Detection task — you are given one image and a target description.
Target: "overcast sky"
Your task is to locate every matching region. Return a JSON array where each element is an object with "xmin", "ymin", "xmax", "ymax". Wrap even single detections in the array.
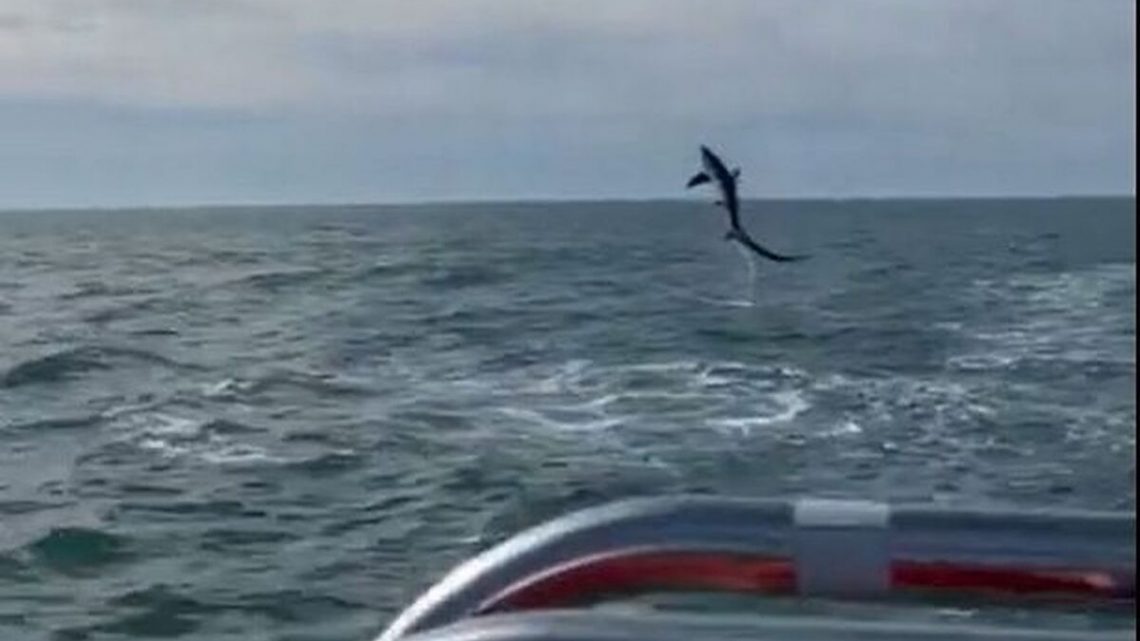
[{"xmin": 0, "ymin": 0, "xmax": 1134, "ymax": 208}]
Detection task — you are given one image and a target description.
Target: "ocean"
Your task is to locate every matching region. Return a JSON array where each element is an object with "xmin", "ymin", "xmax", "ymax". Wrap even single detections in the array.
[{"xmin": 0, "ymin": 198, "xmax": 1135, "ymax": 640}]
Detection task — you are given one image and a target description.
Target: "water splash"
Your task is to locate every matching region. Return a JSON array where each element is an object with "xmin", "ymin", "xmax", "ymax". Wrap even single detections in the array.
[{"xmin": 733, "ymin": 240, "xmax": 759, "ymax": 303}]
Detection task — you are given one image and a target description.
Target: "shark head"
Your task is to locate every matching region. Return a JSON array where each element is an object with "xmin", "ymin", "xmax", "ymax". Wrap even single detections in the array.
[{"xmin": 699, "ymin": 145, "xmax": 718, "ymax": 170}]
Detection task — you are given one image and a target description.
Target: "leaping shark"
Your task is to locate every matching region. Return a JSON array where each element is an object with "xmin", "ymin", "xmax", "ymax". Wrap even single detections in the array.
[{"xmin": 686, "ymin": 145, "xmax": 806, "ymax": 263}]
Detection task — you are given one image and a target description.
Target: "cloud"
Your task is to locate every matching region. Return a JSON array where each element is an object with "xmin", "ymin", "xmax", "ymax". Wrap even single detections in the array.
[
  {"xmin": 0, "ymin": 0, "xmax": 1133, "ymax": 205},
  {"xmin": 2, "ymin": 1, "xmax": 1132, "ymax": 118},
  {"xmin": 0, "ymin": 0, "xmax": 307, "ymax": 107}
]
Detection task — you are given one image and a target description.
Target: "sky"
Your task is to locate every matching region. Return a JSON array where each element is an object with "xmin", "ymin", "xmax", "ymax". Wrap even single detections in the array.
[{"xmin": 0, "ymin": 0, "xmax": 1135, "ymax": 208}]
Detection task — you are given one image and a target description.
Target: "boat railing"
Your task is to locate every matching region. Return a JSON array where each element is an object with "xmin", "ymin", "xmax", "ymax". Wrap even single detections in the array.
[{"xmin": 377, "ymin": 496, "xmax": 1136, "ymax": 641}]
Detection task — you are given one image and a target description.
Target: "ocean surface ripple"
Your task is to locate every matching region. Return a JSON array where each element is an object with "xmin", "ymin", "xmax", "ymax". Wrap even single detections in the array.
[{"xmin": 0, "ymin": 199, "xmax": 1135, "ymax": 639}]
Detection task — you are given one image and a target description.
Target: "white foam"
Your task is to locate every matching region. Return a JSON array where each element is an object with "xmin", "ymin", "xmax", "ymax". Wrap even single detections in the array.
[
  {"xmin": 108, "ymin": 409, "xmax": 284, "ymax": 466},
  {"xmin": 202, "ymin": 377, "xmax": 254, "ymax": 398},
  {"xmin": 100, "ymin": 398, "xmax": 164, "ymax": 420},
  {"xmin": 820, "ymin": 419, "xmax": 864, "ymax": 438},
  {"xmin": 496, "ymin": 406, "xmax": 621, "ymax": 433},
  {"xmin": 600, "ymin": 391, "xmax": 714, "ymax": 405},
  {"xmin": 707, "ymin": 390, "xmax": 811, "ymax": 436},
  {"xmin": 525, "ymin": 359, "xmax": 593, "ymax": 394},
  {"xmin": 957, "ymin": 264, "xmax": 1136, "ymax": 370},
  {"xmin": 135, "ymin": 437, "xmax": 190, "ymax": 458},
  {"xmin": 617, "ymin": 361, "xmax": 702, "ymax": 375},
  {"xmin": 693, "ymin": 296, "xmax": 756, "ymax": 308},
  {"xmin": 947, "ymin": 353, "xmax": 1017, "ymax": 372},
  {"xmin": 416, "ymin": 358, "xmax": 833, "ymax": 449},
  {"xmin": 524, "ymin": 359, "xmax": 737, "ymax": 400},
  {"xmin": 136, "ymin": 413, "xmax": 203, "ymax": 438},
  {"xmin": 200, "ymin": 443, "xmax": 281, "ymax": 465},
  {"xmin": 808, "ymin": 372, "xmax": 998, "ymax": 445},
  {"xmin": 695, "ymin": 368, "xmax": 736, "ymax": 388}
]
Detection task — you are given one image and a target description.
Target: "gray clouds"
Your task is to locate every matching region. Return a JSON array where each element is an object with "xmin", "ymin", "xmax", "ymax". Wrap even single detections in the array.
[{"xmin": 0, "ymin": 0, "xmax": 1133, "ymax": 207}]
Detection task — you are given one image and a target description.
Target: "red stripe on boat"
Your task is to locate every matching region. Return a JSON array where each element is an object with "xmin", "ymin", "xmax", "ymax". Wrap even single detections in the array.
[
  {"xmin": 480, "ymin": 552, "xmax": 794, "ymax": 612},
  {"xmin": 893, "ymin": 562, "xmax": 1124, "ymax": 598},
  {"xmin": 480, "ymin": 551, "xmax": 1129, "ymax": 613}
]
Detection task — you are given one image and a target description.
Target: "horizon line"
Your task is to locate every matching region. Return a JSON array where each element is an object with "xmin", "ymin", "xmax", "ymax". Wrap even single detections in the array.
[{"xmin": 1, "ymin": 192, "xmax": 1134, "ymax": 214}]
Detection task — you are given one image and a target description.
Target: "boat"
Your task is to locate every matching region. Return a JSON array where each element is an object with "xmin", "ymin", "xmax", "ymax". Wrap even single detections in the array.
[{"xmin": 376, "ymin": 496, "xmax": 1135, "ymax": 640}]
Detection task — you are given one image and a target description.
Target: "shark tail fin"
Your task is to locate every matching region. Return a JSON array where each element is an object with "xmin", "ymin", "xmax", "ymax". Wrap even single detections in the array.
[{"xmin": 686, "ymin": 172, "xmax": 711, "ymax": 189}]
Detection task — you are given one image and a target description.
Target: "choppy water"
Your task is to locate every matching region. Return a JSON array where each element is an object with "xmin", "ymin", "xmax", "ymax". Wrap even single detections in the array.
[{"xmin": 0, "ymin": 198, "xmax": 1135, "ymax": 640}]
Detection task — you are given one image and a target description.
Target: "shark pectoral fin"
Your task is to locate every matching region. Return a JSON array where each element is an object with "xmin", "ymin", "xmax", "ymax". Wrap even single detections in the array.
[
  {"xmin": 732, "ymin": 167, "xmax": 741, "ymax": 179},
  {"xmin": 685, "ymin": 172, "xmax": 711, "ymax": 188}
]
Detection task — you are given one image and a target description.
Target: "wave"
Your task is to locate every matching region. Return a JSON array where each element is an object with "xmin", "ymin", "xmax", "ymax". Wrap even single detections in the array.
[
  {"xmin": 420, "ymin": 265, "xmax": 507, "ymax": 290},
  {"xmin": 706, "ymin": 390, "xmax": 811, "ymax": 436},
  {"xmin": 82, "ymin": 300, "xmax": 160, "ymax": 325},
  {"xmin": 497, "ymin": 406, "xmax": 623, "ymax": 433},
  {"xmin": 694, "ymin": 296, "xmax": 756, "ymax": 308},
  {"xmin": 227, "ymin": 589, "xmax": 366, "ymax": 624},
  {"xmin": 27, "ymin": 526, "xmax": 132, "ymax": 575},
  {"xmin": 397, "ymin": 358, "xmax": 820, "ymax": 448},
  {"xmin": 103, "ymin": 410, "xmax": 283, "ymax": 466},
  {"xmin": 197, "ymin": 443, "xmax": 283, "ymax": 466},
  {"xmin": 372, "ymin": 352, "xmax": 1126, "ymax": 483},
  {"xmin": 653, "ymin": 283, "xmax": 758, "ymax": 309},
  {"xmin": 1, "ymin": 345, "xmax": 198, "ymax": 388},
  {"xmin": 954, "ymin": 263, "xmax": 1136, "ymax": 372},
  {"xmin": 2, "ymin": 348, "xmax": 110, "ymax": 387},
  {"xmin": 199, "ymin": 527, "xmax": 300, "ymax": 552},
  {"xmin": 358, "ymin": 258, "xmax": 423, "ymax": 279},
  {"xmin": 284, "ymin": 450, "xmax": 365, "ymax": 476},
  {"xmin": 200, "ymin": 369, "xmax": 373, "ymax": 401},
  {"xmin": 0, "ymin": 499, "xmax": 70, "ymax": 516},
  {"xmin": 83, "ymin": 585, "xmax": 214, "ymax": 638},
  {"xmin": 127, "ymin": 415, "xmax": 263, "ymax": 442},
  {"xmin": 819, "ymin": 419, "xmax": 865, "ymax": 438},
  {"xmin": 58, "ymin": 280, "xmax": 155, "ymax": 301},
  {"xmin": 129, "ymin": 327, "xmax": 181, "ymax": 337},
  {"xmin": 811, "ymin": 373, "xmax": 993, "ymax": 423},
  {"xmin": 4, "ymin": 414, "xmax": 102, "ymax": 432},
  {"xmin": 230, "ymin": 267, "xmax": 329, "ymax": 292}
]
